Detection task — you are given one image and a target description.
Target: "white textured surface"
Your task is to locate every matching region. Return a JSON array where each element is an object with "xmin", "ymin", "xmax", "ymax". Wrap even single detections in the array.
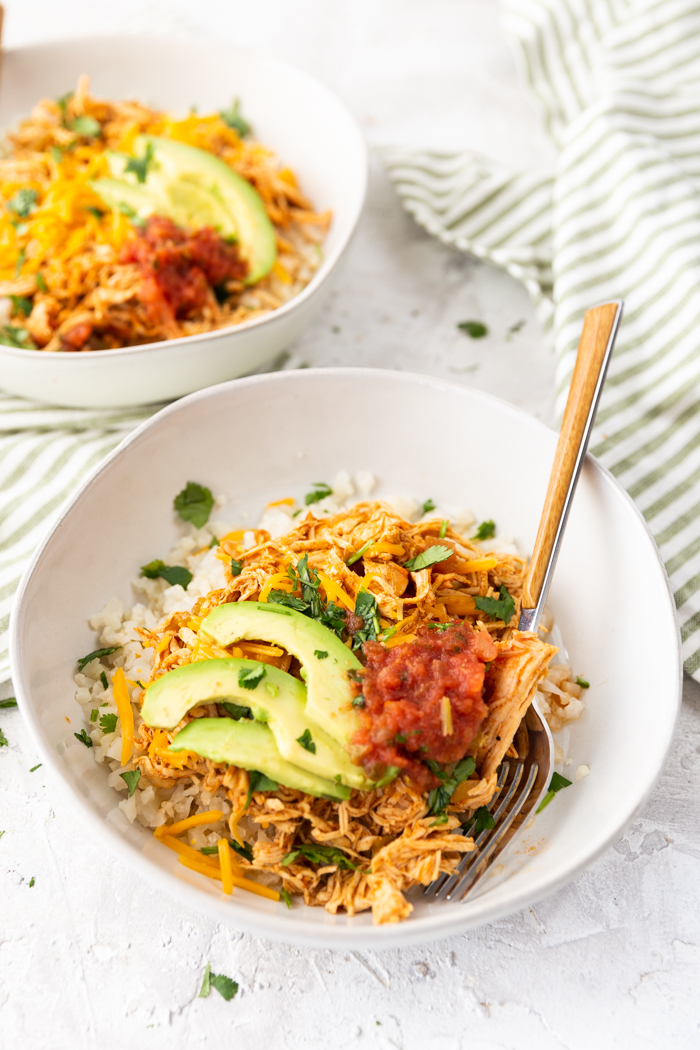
[{"xmin": 1, "ymin": 2, "xmax": 697, "ymax": 1046}]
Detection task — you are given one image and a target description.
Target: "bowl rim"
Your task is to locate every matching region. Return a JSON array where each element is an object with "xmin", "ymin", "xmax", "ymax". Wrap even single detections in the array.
[
  {"xmin": 0, "ymin": 35, "xmax": 368, "ymax": 364},
  {"xmin": 9, "ymin": 368, "xmax": 683, "ymax": 948}
]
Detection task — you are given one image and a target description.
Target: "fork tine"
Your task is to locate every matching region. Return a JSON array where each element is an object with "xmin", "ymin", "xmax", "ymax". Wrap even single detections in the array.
[{"xmin": 424, "ymin": 761, "xmax": 509, "ymax": 900}]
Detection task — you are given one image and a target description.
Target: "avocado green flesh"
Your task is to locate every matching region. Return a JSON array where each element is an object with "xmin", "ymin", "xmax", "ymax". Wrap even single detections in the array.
[
  {"xmin": 169, "ymin": 718, "xmax": 350, "ymax": 801},
  {"xmin": 89, "ymin": 134, "xmax": 277, "ymax": 283},
  {"xmin": 140, "ymin": 657, "xmax": 370, "ymax": 789},
  {"xmin": 200, "ymin": 603, "xmax": 364, "ymax": 749}
]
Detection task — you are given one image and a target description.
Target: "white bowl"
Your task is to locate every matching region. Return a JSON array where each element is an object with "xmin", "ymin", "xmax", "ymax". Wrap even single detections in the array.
[
  {"xmin": 10, "ymin": 369, "xmax": 681, "ymax": 948},
  {"xmin": 0, "ymin": 38, "xmax": 367, "ymax": 408}
]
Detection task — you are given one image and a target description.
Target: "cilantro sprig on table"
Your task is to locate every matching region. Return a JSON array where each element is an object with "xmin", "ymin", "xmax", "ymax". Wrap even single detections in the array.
[{"xmin": 199, "ymin": 962, "xmax": 239, "ymax": 1001}]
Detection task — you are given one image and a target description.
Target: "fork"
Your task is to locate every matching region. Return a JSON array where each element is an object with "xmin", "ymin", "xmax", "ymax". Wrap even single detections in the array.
[{"xmin": 426, "ymin": 300, "xmax": 624, "ymax": 904}]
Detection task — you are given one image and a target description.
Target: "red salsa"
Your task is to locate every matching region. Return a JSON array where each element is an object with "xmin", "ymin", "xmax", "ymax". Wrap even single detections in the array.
[{"xmin": 354, "ymin": 620, "xmax": 496, "ymax": 792}]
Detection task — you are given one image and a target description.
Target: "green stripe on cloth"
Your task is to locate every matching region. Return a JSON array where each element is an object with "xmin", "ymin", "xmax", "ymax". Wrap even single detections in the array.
[
  {"xmin": 384, "ymin": 0, "xmax": 700, "ymax": 677},
  {"xmin": 0, "ymin": 394, "xmax": 162, "ymax": 681}
]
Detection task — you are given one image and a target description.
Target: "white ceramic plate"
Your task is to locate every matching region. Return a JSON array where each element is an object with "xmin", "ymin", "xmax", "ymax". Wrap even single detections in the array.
[
  {"xmin": 10, "ymin": 370, "xmax": 681, "ymax": 948},
  {"xmin": 0, "ymin": 38, "xmax": 367, "ymax": 408}
]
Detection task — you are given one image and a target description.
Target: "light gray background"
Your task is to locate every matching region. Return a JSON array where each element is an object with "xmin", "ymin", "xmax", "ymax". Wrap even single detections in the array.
[{"xmin": 0, "ymin": 2, "xmax": 697, "ymax": 1047}]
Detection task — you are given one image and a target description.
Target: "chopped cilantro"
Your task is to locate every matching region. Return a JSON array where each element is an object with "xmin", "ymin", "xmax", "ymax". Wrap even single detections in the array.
[
  {"xmin": 421, "ymin": 499, "xmax": 436, "ymax": 514},
  {"xmin": 117, "ymin": 202, "xmax": 145, "ymax": 226},
  {"xmin": 431, "ymin": 814, "xmax": 449, "ymax": 826},
  {"xmin": 351, "ymin": 695, "xmax": 365, "ymax": 708},
  {"xmin": 136, "ymin": 681, "xmax": 145, "ymax": 690},
  {"xmin": 199, "ymin": 963, "xmax": 211, "ymax": 998},
  {"xmin": 230, "ymin": 558, "xmax": 243, "ymax": 577},
  {"xmin": 50, "ymin": 146, "xmax": 63, "ymax": 164},
  {"xmin": 231, "ymin": 839, "xmax": 254, "ymax": 863},
  {"xmin": 0, "ymin": 831, "xmax": 4, "ymax": 839},
  {"xmin": 7, "ymin": 187, "xmax": 37, "ymax": 218},
  {"xmin": 268, "ymin": 554, "xmax": 346, "ymax": 638},
  {"xmin": 296, "ymin": 728, "xmax": 316, "ymax": 754},
  {"xmin": 280, "ymin": 887, "xmax": 292, "ymax": 909},
  {"xmin": 474, "ymin": 585, "xmax": 515, "ymax": 624},
  {"xmin": 457, "ymin": 320, "xmax": 488, "ymax": 338},
  {"xmin": 208, "ymin": 535, "xmax": 219, "ymax": 549},
  {"xmin": 210, "ymin": 973, "xmax": 239, "ymax": 1001},
  {"xmin": 473, "ymin": 519, "xmax": 495, "ymax": 541},
  {"xmin": 99, "ymin": 713, "xmax": 118, "ymax": 734},
  {"xmin": 100, "ymin": 671, "xmax": 108, "ymax": 690},
  {"xmin": 120, "ymin": 770, "xmax": 141, "ymax": 797},
  {"xmin": 426, "ymin": 756, "xmax": 476, "ymax": 815},
  {"xmin": 29, "ymin": 763, "xmax": 42, "ymax": 772},
  {"xmin": 56, "ymin": 91, "xmax": 74, "ymax": 115},
  {"xmin": 90, "ymin": 709, "xmax": 98, "ymax": 723},
  {"xmin": 374, "ymin": 765, "xmax": 401, "ymax": 788},
  {"xmin": 238, "ymin": 664, "xmax": 266, "ymax": 690},
  {"xmin": 314, "ymin": 650, "xmax": 328, "ymax": 660},
  {"xmin": 28, "ymin": 877, "xmax": 35, "ymax": 888},
  {"xmin": 536, "ymin": 771, "xmax": 573, "ymax": 813},
  {"xmin": 125, "ymin": 141, "xmax": 154, "ymax": 184},
  {"xmin": 220, "ymin": 98, "xmax": 251, "ymax": 137},
  {"xmin": 0, "ymin": 698, "xmax": 17, "ymax": 708},
  {"xmin": 140, "ymin": 559, "xmax": 192, "ymax": 589},
  {"xmin": 246, "ymin": 770, "xmax": 278, "ymax": 806},
  {"xmin": 0, "ymin": 728, "xmax": 7, "ymax": 747},
  {"xmin": 0, "ymin": 324, "xmax": 35, "ymax": 349},
  {"xmin": 68, "ymin": 115, "xmax": 101, "ymax": 137},
  {"xmin": 74, "ymin": 729, "xmax": 93, "ymax": 748},
  {"xmin": 304, "ymin": 482, "xmax": 333, "ymax": 505},
  {"xmin": 222, "ymin": 701, "xmax": 252, "ymax": 720},
  {"xmin": 10, "ymin": 295, "xmax": 32, "ymax": 317},
  {"xmin": 346, "ymin": 538, "xmax": 373, "ymax": 565},
  {"xmin": 77, "ymin": 646, "xmax": 121, "ymax": 673},
  {"xmin": 174, "ymin": 481, "xmax": 214, "ymax": 528},
  {"xmin": 282, "ymin": 843, "xmax": 358, "ymax": 870},
  {"xmin": 352, "ymin": 589, "xmax": 380, "ymax": 648},
  {"xmin": 35, "ymin": 272, "xmax": 48, "ymax": 292},
  {"xmin": 395, "ymin": 733, "xmax": 407, "ymax": 744},
  {"xmin": 404, "ymin": 545, "xmax": 452, "ymax": 571},
  {"xmin": 462, "ymin": 805, "xmax": 495, "ymax": 837},
  {"xmin": 84, "ymin": 206, "xmax": 105, "ymax": 220},
  {"xmin": 575, "ymin": 675, "xmax": 590, "ymax": 689},
  {"xmin": 439, "ymin": 520, "xmax": 448, "ymax": 538}
]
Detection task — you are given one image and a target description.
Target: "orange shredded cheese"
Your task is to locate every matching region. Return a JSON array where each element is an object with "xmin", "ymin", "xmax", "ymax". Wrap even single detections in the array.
[
  {"xmin": 266, "ymin": 498, "xmax": 295, "ymax": 508},
  {"xmin": 179, "ymin": 854, "xmax": 222, "ymax": 881},
  {"xmin": 464, "ymin": 557, "xmax": 498, "ymax": 574},
  {"xmin": 154, "ymin": 809, "xmax": 224, "ymax": 839},
  {"xmin": 112, "ymin": 666, "xmax": 134, "ymax": 766},
  {"xmin": 366, "ymin": 542, "xmax": 405, "ymax": 558},
  {"xmin": 158, "ymin": 835, "xmax": 220, "ymax": 868},
  {"xmin": 258, "ymin": 572, "xmax": 294, "ymax": 603},
  {"xmin": 384, "ymin": 632, "xmax": 417, "ymax": 649},
  {"xmin": 317, "ymin": 571, "xmax": 355, "ymax": 611},
  {"xmin": 218, "ymin": 838, "xmax": 235, "ymax": 895}
]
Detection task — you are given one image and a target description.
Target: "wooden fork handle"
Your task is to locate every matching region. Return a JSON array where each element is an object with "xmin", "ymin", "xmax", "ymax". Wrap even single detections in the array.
[{"xmin": 521, "ymin": 302, "xmax": 623, "ymax": 611}]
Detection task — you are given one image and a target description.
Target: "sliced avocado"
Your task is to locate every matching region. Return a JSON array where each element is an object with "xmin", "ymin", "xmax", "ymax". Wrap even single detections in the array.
[
  {"xmin": 88, "ymin": 177, "xmax": 154, "ymax": 220},
  {"xmin": 200, "ymin": 603, "xmax": 363, "ymax": 750},
  {"xmin": 90, "ymin": 135, "xmax": 277, "ymax": 283},
  {"xmin": 169, "ymin": 717, "xmax": 350, "ymax": 801},
  {"xmin": 140, "ymin": 658, "xmax": 371, "ymax": 789}
]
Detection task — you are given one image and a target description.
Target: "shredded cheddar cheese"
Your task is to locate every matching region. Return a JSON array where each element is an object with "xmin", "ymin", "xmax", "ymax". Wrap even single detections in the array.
[
  {"xmin": 112, "ymin": 666, "xmax": 134, "ymax": 766},
  {"xmin": 317, "ymin": 571, "xmax": 355, "ymax": 611},
  {"xmin": 441, "ymin": 696, "xmax": 454, "ymax": 736},
  {"xmin": 218, "ymin": 838, "xmax": 235, "ymax": 894},
  {"xmin": 464, "ymin": 557, "xmax": 498, "ymax": 574},
  {"xmin": 154, "ymin": 809, "xmax": 224, "ymax": 839}
]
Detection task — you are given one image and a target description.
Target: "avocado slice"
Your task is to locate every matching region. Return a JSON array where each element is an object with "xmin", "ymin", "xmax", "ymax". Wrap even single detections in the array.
[
  {"xmin": 200, "ymin": 603, "xmax": 363, "ymax": 750},
  {"xmin": 89, "ymin": 135, "xmax": 277, "ymax": 283},
  {"xmin": 169, "ymin": 717, "xmax": 350, "ymax": 801},
  {"xmin": 140, "ymin": 658, "xmax": 371, "ymax": 789}
]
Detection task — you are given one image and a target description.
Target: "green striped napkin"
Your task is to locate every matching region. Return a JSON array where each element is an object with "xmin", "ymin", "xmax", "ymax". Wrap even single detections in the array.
[
  {"xmin": 0, "ymin": 395, "xmax": 161, "ymax": 680},
  {"xmin": 385, "ymin": 0, "xmax": 700, "ymax": 676}
]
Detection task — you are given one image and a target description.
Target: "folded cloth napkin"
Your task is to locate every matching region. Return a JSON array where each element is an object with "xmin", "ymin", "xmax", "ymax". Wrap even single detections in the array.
[
  {"xmin": 0, "ymin": 395, "xmax": 160, "ymax": 681},
  {"xmin": 385, "ymin": 0, "xmax": 700, "ymax": 679}
]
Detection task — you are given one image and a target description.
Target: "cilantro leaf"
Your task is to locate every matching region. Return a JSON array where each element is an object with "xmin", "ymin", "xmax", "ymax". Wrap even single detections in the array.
[
  {"xmin": 0, "ymin": 698, "xmax": 17, "ymax": 708},
  {"xmin": 140, "ymin": 559, "xmax": 192, "ymax": 589},
  {"xmin": 90, "ymin": 709, "xmax": 98, "ymax": 722},
  {"xmin": 174, "ymin": 481, "xmax": 214, "ymax": 528},
  {"xmin": 473, "ymin": 519, "xmax": 495, "ymax": 541},
  {"xmin": 461, "ymin": 805, "xmax": 495, "ymax": 837},
  {"xmin": 29, "ymin": 764, "xmax": 42, "ymax": 772},
  {"xmin": 210, "ymin": 973, "xmax": 239, "ymax": 1001},
  {"xmin": 10, "ymin": 295, "xmax": 32, "ymax": 317},
  {"xmin": 120, "ymin": 770, "xmax": 141, "ymax": 797},
  {"xmin": 117, "ymin": 202, "xmax": 145, "ymax": 226},
  {"xmin": 352, "ymin": 589, "xmax": 380, "ymax": 649},
  {"xmin": 457, "ymin": 320, "xmax": 488, "ymax": 338},
  {"xmin": 77, "ymin": 646, "xmax": 121, "ymax": 673},
  {"xmin": 536, "ymin": 771, "xmax": 573, "ymax": 813},
  {"xmin": 230, "ymin": 558, "xmax": 243, "ymax": 577},
  {"xmin": 575, "ymin": 675, "xmax": 590, "ymax": 689},
  {"xmin": 269, "ymin": 555, "xmax": 346, "ymax": 639},
  {"xmin": 304, "ymin": 482, "xmax": 332, "ymax": 506},
  {"xmin": 296, "ymin": 728, "xmax": 316, "ymax": 754},
  {"xmin": 314, "ymin": 650, "xmax": 328, "ymax": 659},
  {"xmin": 346, "ymin": 538, "xmax": 373, "ymax": 565},
  {"xmin": 0, "ymin": 729, "xmax": 7, "ymax": 747},
  {"xmin": 35, "ymin": 272, "xmax": 48, "ymax": 292},
  {"xmin": 29, "ymin": 877, "xmax": 35, "ymax": 888},
  {"xmin": 268, "ymin": 590, "xmax": 307, "ymax": 611},
  {"xmin": 7, "ymin": 187, "xmax": 37, "ymax": 218},
  {"xmin": 421, "ymin": 499, "xmax": 436, "ymax": 514},
  {"xmin": 56, "ymin": 91, "xmax": 74, "ymax": 115},
  {"xmin": 124, "ymin": 141, "xmax": 154, "ymax": 184},
  {"xmin": 14, "ymin": 250, "xmax": 26, "ymax": 278},
  {"xmin": 220, "ymin": 98, "xmax": 251, "ymax": 137},
  {"xmin": 281, "ymin": 843, "xmax": 358, "ymax": 870},
  {"xmin": 474, "ymin": 585, "xmax": 515, "ymax": 624},
  {"xmin": 0, "ymin": 324, "xmax": 36, "ymax": 349},
  {"xmin": 231, "ymin": 839, "xmax": 254, "ymax": 863},
  {"xmin": 222, "ymin": 701, "xmax": 252, "ymax": 720},
  {"xmin": 238, "ymin": 664, "xmax": 266, "ymax": 690},
  {"xmin": 426, "ymin": 756, "xmax": 476, "ymax": 815},
  {"xmin": 100, "ymin": 672, "xmax": 108, "ymax": 690},
  {"xmin": 0, "ymin": 831, "xmax": 4, "ymax": 839},
  {"xmin": 404, "ymin": 545, "xmax": 452, "ymax": 571},
  {"xmin": 99, "ymin": 713, "xmax": 118, "ymax": 734},
  {"xmin": 74, "ymin": 729, "xmax": 93, "ymax": 748},
  {"xmin": 68, "ymin": 115, "xmax": 101, "ymax": 137},
  {"xmin": 280, "ymin": 887, "xmax": 292, "ymax": 908},
  {"xmin": 199, "ymin": 962, "xmax": 211, "ymax": 998},
  {"xmin": 246, "ymin": 770, "xmax": 279, "ymax": 806},
  {"xmin": 84, "ymin": 205, "xmax": 105, "ymax": 220},
  {"xmin": 351, "ymin": 695, "xmax": 365, "ymax": 708}
]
